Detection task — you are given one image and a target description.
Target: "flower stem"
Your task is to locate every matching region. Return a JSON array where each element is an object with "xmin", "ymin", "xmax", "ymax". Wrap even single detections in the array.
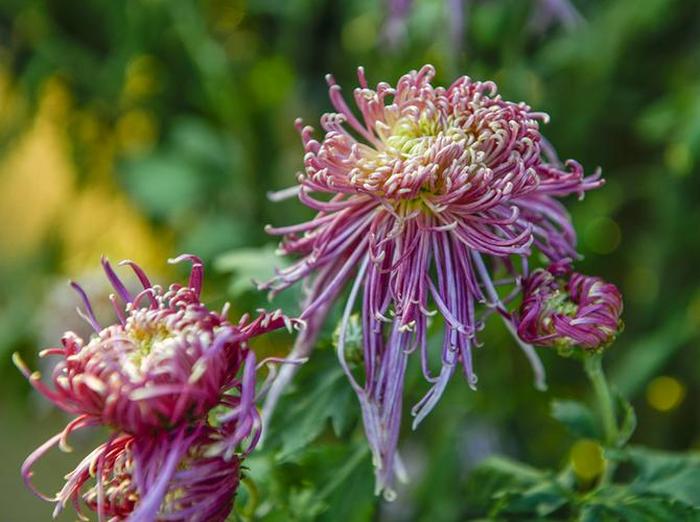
[
  {"xmin": 317, "ymin": 444, "xmax": 370, "ymax": 501},
  {"xmin": 584, "ymin": 353, "xmax": 618, "ymax": 447},
  {"xmin": 239, "ymin": 476, "xmax": 260, "ymax": 521}
]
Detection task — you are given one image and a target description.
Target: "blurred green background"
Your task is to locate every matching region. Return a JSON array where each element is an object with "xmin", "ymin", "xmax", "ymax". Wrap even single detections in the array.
[{"xmin": 0, "ymin": 0, "xmax": 698, "ymax": 520}]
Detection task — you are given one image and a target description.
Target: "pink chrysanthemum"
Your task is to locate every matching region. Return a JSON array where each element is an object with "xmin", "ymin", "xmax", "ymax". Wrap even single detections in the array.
[
  {"xmin": 516, "ymin": 260, "xmax": 623, "ymax": 351},
  {"xmin": 48, "ymin": 425, "xmax": 240, "ymax": 522},
  {"xmin": 262, "ymin": 65, "xmax": 602, "ymax": 496},
  {"xmin": 15, "ymin": 255, "xmax": 293, "ymax": 439},
  {"xmin": 16, "ymin": 255, "xmax": 299, "ymax": 518}
]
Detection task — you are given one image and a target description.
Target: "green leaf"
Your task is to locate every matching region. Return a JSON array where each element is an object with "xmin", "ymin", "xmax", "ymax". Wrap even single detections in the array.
[
  {"xmin": 276, "ymin": 371, "xmax": 350, "ymax": 462},
  {"xmin": 170, "ymin": 117, "xmax": 231, "ymax": 168},
  {"xmin": 464, "ymin": 456, "xmax": 564, "ymax": 517},
  {"xmin": 582, "ymin": 484, "xmax": 698, "ymax": 522},
  {"xmin": 551, "ymin": 399, "xmax": 600, "ymax": 440},
  {"xmin": 331, "ymin": 313, "xmax": 363, "ymax": 365},
  {"xmin": 619, "ymin": 446, "xmax": 700, "ymax": 507},
  {"xmin": 287, "ymin": 487, "xmax": 327, "ymax": 521},
  {"xmin": 500, "ymin": 481, "xmax": 570, "ymax": 517},
  {"xmin": 615, "ymin": 392, "xmax": 637, "ymax": 447},
  {"xmin": 264, "ymin": 351, "xmax": 356, "ymax": 462},
  {"xmin": 215, "ymin": 244, "xmax": 283, "ymax": 297},
  {"xmin": 473, "ymin": 455, "xmax": 547, "ymax": 486},
  {"xmin": 120, "ymin": 154, "xmax": 205, "ymax": 219},
  {"xmin": 576, "ymin": 447, "xmax": 700, "ymax": 521}
]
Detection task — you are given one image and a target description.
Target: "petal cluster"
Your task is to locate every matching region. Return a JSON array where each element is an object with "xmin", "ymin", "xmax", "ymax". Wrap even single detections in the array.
[
  {"xmin": 54, "ymin": 427, "xmax": 240, "ymax": 522},
  {"xmin": 262, "ymin": 65, "xmax": 603, "ymax": 496},
  {"xmin": 516, "ymin": 260, "xmax": 623, "ymax": 351},
  {"xmin": 17, "ymin": 255, "xmax": 294, "ymax": 520}
]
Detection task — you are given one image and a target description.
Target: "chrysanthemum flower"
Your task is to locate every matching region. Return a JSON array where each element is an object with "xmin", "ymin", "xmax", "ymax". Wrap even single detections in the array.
[
  {"xmin": 15, "ymin": 255, "xmax": 293, "ymax": 438},
  {"xmin": 262, "ymin": 65, "xmax": 602, "ymax": 496},
  {"xmin": 16, "ymin": 255, "xmax": 300, "ymax": 518},
  {"xmin": 48, "ymin": 425, "xmax": 240, "ymax": 522},
  {"xmin": 516, "ymin": 260, "xmax": 623, "ymax": 351}
]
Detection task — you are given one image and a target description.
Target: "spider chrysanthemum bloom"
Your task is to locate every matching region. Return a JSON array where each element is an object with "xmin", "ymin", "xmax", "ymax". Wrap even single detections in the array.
[
  {"xmin": 262, "ymin": 65, "xmax": 602, "ymax": 496},
  {"xmin": 50, "ymin": 426, "xmax": 241, "ymax": 522},
  {"xmin": 516, "ymin": 261, "xmax": 623, "ymax": 351},
  {"xmin": 15, "ymin": 255, "xmax": 293, "ymax": 439}
]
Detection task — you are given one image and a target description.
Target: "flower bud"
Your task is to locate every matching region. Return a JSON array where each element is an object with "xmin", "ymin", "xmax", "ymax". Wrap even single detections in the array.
[{"xmin": 516, "ymin": 261, "xmax": 623, "ymax": 351}]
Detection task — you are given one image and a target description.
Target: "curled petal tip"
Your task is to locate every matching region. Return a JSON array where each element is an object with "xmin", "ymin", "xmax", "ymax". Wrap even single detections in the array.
[
  {"xmin": 167, "ymin": 253, "xmax": 203, "ymax": 266},
  {"xmin": 12, "ymin": 352, "xmax": 30, "ymax": 377}
]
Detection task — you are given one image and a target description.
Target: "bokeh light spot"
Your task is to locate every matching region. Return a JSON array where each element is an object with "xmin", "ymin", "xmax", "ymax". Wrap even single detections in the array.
[
  {"xmin": 665, "ymin": 142, "xmax": 693, "ymax": 177},
  {"xmin": 646, "ymin": 376, "xmax": 686, "ymax": 412},
  {"xmin": 585, "ymin": 217, "xmax": 621, "ymax": 255},
  {"xmin": 685, "ymin": 290, "xmax": 700, "ymax": 333},
  {"xmin": 342, "ymin": 14, "xmax": 378, "ymax": 53},
  {"xmin": 249, "ymin": 56, "xmax": 294, "ymax": 107},
  {"xmin": 571, "ymin": 439, "xmax": 605, "ymax": 481},
  {"xmin": 624, "ymin": 265, "xmax": 659, "ymax": 305}
]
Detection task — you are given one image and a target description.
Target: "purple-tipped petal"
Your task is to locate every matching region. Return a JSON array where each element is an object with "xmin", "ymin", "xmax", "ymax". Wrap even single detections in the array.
[
  {"xmin": 70, "ymin": 281, "xmax": 101, "ymax": 332},
  {"xmin": 100, "ymin": 256, "xmax": 132, "ymax": 304},
  {"xmin": 168, "ymin": 254, "xmax": 204, "ymax": 297}
]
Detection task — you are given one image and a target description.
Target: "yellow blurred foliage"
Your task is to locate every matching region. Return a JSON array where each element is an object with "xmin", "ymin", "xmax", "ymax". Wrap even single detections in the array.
[
  {"xmin": 0, "ymin": 65, "xmax": 27, "ymax": 137},
  {"xmin": 59, "ymin": 183, "xmax": 170, "ymax": 274},
  {"xmin": 0, "ymin": 75, "xmax": 169, "ymax": 273},
  {"xmin": 116, "ymin": 109, "xmax": 158, "ymax": 155},
  {"xmin": 0, "ymin": 79, "xmax": 73, "ymax": 261},
  {"xmin": 123, "ymin": 55, "xmax": 160, "ymax": 102}
]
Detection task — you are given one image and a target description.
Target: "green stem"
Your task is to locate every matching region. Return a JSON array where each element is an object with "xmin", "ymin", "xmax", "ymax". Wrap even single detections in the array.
[
  {"xmin": 583, "ymin": 353, "xmax": 620, "ymax": 486},
  {"xmin": 317, "ymin": 444, "xmax": 369, "ymax": 501},
  {"xmin": 238, "ymin": 476, "xmax": 260, "ymax": 521},
  {"xmin": 584, "ymin": 353, "xmax": 618, "ymax": 447}
]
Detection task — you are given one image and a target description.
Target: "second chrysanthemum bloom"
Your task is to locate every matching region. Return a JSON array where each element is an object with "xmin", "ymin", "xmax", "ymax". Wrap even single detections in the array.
[
  {"xmin": 263, "ymin": 65, "xmax": 603, "ymax": 496},
  {"xmin": 517, "ymin": 260, "xmax": 623, "ymax": 351},
  {"xmin": 16, "ymin": 255, "xmax": 296, "ymax": 520}
]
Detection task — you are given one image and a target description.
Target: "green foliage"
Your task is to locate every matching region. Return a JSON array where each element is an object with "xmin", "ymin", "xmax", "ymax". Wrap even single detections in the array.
[
  {"xmin": 464, "ymin": 456, "xmax": 572, "ymax": 518},
  {"xmin": 613, "ymin": 446, "xmax": 700, "ymax": 507},
  {"xmin": 244, "ymin": 349, "xmax": 373, "ymax": 521},
  {"xmin": 614, "ymin": 392, "xmax": 637, "ymax": 448},
  {"xmin": 263, "ymin": 358, "xmax": 355, "ymax": 462},
  {"xmin": 464, "ymin": 444, "xmax": 700, "ymax": 521},
  {"xmin": 464, "ymin": 359, "xmax": 697, "ymax": 520},
  {"xmin": 216, "ymin": 244, "xmax": 283, "ymax": 298},
  {"xmin": 551, "ymin": 399, "xmax": 600, "ymax": 440}
]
